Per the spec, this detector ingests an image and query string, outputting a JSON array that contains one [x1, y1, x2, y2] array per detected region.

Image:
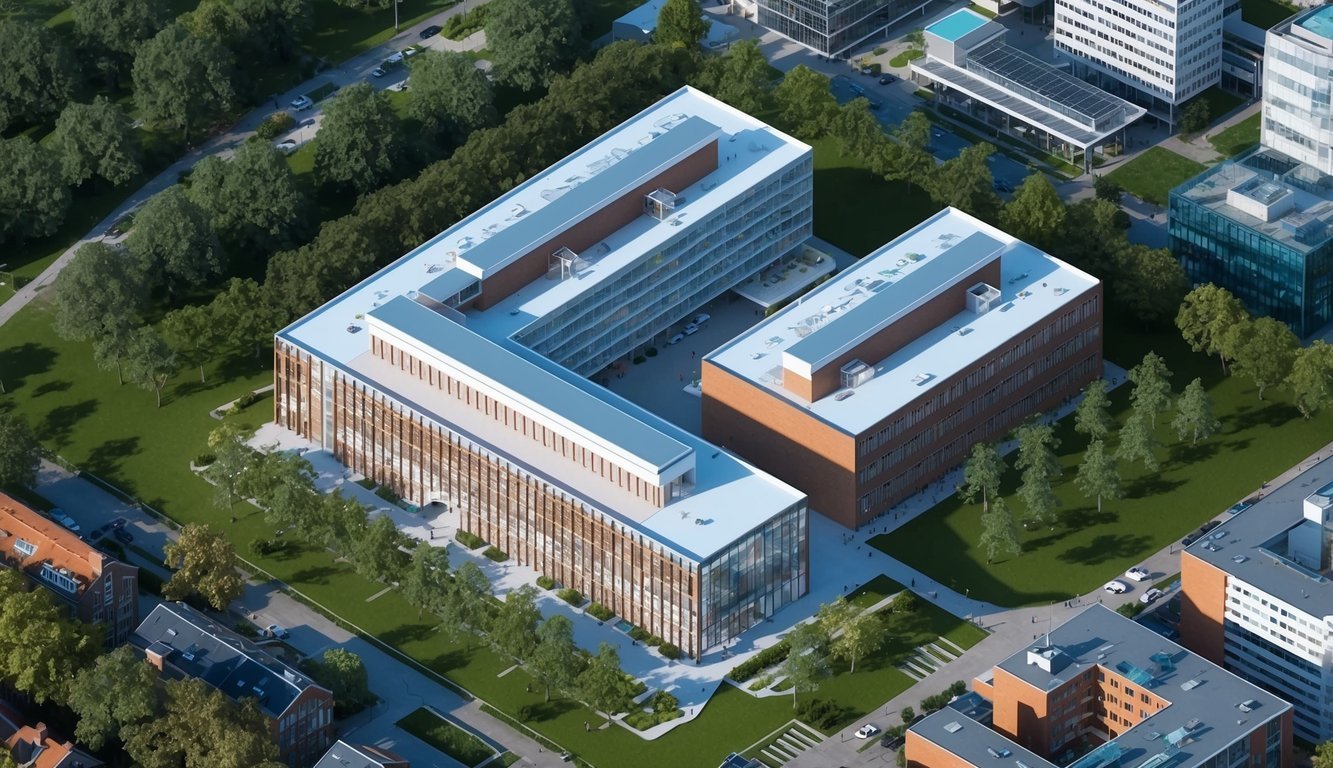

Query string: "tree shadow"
[[31, 380, 72, 397], [85, 436, 140, 477], [528, 699, 579, 722], [289, 565, 340, 585], [422, 647, 469, 674], [0, 342, 57, 392], [38, 399, 99, 451], [1125, 475, 1185, 498], [1168, 440, 1221, 465], [1057, 533, 1153, 566], [1226, 401, 1297, 431], [378, 621, 437, 646], [172, 377, 226, 400], [1062, 506, 1118, 529]]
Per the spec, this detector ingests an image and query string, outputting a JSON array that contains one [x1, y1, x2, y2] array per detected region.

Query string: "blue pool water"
[[926, 10, 990, 43], [1297, 5, 1333, 41]]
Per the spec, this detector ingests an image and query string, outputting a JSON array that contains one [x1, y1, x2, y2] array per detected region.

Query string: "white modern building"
[[1053, 0, 1225, 125], [1261, 5, 1333, 175], [1180, 456, 1333, 742], [611, 0, 740, 49]]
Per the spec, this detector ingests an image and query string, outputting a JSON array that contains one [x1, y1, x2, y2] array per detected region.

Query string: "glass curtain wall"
[[698, 502, 808, 650]]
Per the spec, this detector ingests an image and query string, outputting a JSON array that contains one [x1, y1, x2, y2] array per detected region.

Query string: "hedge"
[[729, 640, 790, 682], [586, 602, 613, 621], [483, 546, 509, 562], [455, 530, 486, 549], [536, 575, 556, 590], [556, 588, 583, 606], [658, 643, 681, 660]]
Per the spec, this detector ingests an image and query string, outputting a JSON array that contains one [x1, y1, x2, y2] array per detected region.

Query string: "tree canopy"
[[1176, 284, 1249, 373], [52, 241, 145, 344], [50, 97, 142, 187], [928, 142, 1000, 221], [188, 140, 305, 255], [132, 23, 236, 142], [1172, 377, 1219, 444], [1230, 317, 1299, 400], [999, 174, 1065, 253], [163, 524, 245, 610], [487, 0, 581, 91], [578, 642, 634, 722], [0, 20, 78, 132], [0, 413, 42, 490], [407, 51, 498, 146], [1289, 341, 1333, 420], [655, 0, 708, 49], [1074, 439, 1121, 513], [979, 496, 1021, 563], [0, 569, 101, 705], [1074, 379, 1114, 441], [67, 645, 162, 750], [0, 136, 71, 246], [773, 66, 838, 141], [959, 442, 1003, 513], [530, 614, 579, 702], [693, 39, 773, 115], [123, 678, 283, 768], [127, 185, 223, 295], [314, 83, 404, 196]]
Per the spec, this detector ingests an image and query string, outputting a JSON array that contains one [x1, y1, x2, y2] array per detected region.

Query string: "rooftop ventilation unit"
[[548, 247, 588, 281], [644, 188, 678, 221], [967, 282, 1001, 315], [1238, 699, 1258, 713], [1180, 679, 1201, 691], [840, 359, 873, 389], [944, 721, 964, 734], [988, 748, 1013, 759]]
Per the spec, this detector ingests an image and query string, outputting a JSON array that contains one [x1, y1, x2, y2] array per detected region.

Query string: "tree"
[[1000, 174, 1066, 252], [492, 585, 542, 661], [773, 66, 839, 141], [655, 0, 708, 48], [487, 0, 580, 91], [888, 111, 935, 194], [819, 599, 884, 674], [1074, 379, 1114, 442], [353, 514, 409, 583], [407, 51, 498, 145], [928, 142, 1001, 221], [123, 328, 177, 407], [233, 0, 311, 64], [578, 642, 633, 723], [66, 645, 162, 750], [1056, 197, 1125, 278], [1074, 439, 1121, 513], [132, 23, 235, 142], [1115, 411, 1161, 472], [0, 413, 41, 490], [1014, 421, 1061, 528], [187, 140, 305, 254], [0, 569, 101, 705], [694, 39, 773, 114], [52, 242, 145, 357], [1312, 740, 1333, 768], [401, 541, 450, 618], [1176, 284, 1249, 373], [162, 304, 224, 383], [127, 185, 223, 296], [1178, 98, 1210, 134], [123, 678, 284, 768], [780, 620, 830, 708], [1112, 243, 1188, 327], [209, 278, 287, 356], [530, 615, 579, 702], [94, 323, 136, 386], [0, 136, 71, 246], [832, 98, 896, 175], [1128, 351, 1173, 428], [441, 561, 492, 644], [163, 524, 245, 610], [958, 442, 1004, 513], [314, 83, 404, 196], [1231, 317, 1299, 400], [308, 648, 371, 714], [1172, 377, 1220, 444], [205, 423, 258, 509], [0, 20, 78, 132], [72, 0, 166, 73], [1092, 175, 1122, 204], [1289, 341, 1333, 419], [50, 97, 141, 188], [978, 496, 1021, 563]]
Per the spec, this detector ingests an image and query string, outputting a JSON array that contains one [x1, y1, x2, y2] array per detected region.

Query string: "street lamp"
[[394, 0, 402, 32]]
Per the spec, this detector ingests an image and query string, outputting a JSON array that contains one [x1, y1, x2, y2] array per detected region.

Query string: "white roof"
[[707, 208, 1101, 435]]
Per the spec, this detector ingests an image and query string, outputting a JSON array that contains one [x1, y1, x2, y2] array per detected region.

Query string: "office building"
[[907, 605, 1291, 768], [0, 491, 139, 647], [612, 0, 740, 49], [703, 207, 1102, 530], [1179, 456, 1333, 743], [274, 87, 812, 658], [912, 10, 1145, 172], [1261, 6, 1333, 175], [757, 0, 931, 57], [1168, 147, 1333, 336], [135, 603, 336, 766], [1053, 0, 1225, 125]]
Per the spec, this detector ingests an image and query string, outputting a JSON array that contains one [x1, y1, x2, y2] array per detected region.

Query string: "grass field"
[[1241, 0, 1298, 28], [1194, 86, 1246, 124], [1105, 147, 1206, 206], [1209, 113, 1261, 157], [871, 316, 1333, 608], [397, 708, 495, 767], [809, 137, 941, 256], [847, 574, 906, 610]]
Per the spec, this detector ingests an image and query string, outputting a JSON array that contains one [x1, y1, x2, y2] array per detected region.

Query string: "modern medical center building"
[[274, 87, 1103, 656]]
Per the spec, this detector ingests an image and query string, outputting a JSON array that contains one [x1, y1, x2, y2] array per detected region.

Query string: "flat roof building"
[[1262, 6, 1333, 176], [0, 491, 139, 647], [757, 0, 934, 57], [912, 10, 1145, 173], [703, 207, 1102, 530], [313, 741, 408, 768], [275, 87, 813, 657], [907, 605, 1291, 768], [1179, 455, 1333, 742], [612, 0, 740, 49]]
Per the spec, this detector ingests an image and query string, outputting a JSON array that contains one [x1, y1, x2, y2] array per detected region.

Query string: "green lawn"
[[1105, 147, 1205, 206], [397, 708, 495, 767], [847, 574, 906, 610], [1209, 113, 1261, 157], [304, 0, 460, 62], [872, 318, 1333, 608], [810, 137, 941, 256], [1194, 86, 1246, 123], [1241, 0, 1298, 28]]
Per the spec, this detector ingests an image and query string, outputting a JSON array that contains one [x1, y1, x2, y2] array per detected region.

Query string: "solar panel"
[[965, 41, 1126, 127]]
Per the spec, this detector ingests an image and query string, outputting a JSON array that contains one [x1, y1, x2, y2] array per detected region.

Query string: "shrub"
[[873, 46, 887, 55], [374, 484, 401, 504], [900, 706, 916, 725], [658, 643, 681, 660], [587, 602, 613, 621], [624, 710, 655, 730], [234, 390, 260, 409], [194, 453, 216, 467], [655, 710, 679, 724], [645, 347, 657, 357], [889, 591, 918, 614], [516, 704, 535, 722], [1117, 601, 1145, 618], [628, 627, 649, 642], [795, 698, 841, 730], [729, 640, 790, 682], [234, 621, 259, 638], [483, 546, 509, 562], [651, 690, 678, 714], [645, 634, 664, 647], [948, 680, 967, 698], [256, 111, 295, 141], [455, 530, 486, 549], [633, 355, 646, 364], [249, 537, 284, 556], [556, 587, 583, 606], [536, 575, 556, 590], [920, 689, 956, 714]]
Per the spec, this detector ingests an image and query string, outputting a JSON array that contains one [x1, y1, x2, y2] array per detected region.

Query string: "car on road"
[[403, 47, 420, 58], [109, 516, 127, 529], [879, 73, 897, 84], [265, 624, 290, 639], [420, 24, 441, 39], [113, 527, 134, 544], [666, 332, 684, 346], [1125, 566, 1151, 582], [273, 139, 298, 155], [683, 323, 700, 336], [371, 67, 386, 78], [289, 95, 313, 111], [388, 80, 410, 92], [855, 724, 881, 739], [1103, 579, 1129, 594], [692, 313, 711, 326], [104, 212, 136, 238], [859, 66, 873, 75], [50, 510, 80, 532], [385, 51, 404, 65], [1140, 588, 1165, 605]]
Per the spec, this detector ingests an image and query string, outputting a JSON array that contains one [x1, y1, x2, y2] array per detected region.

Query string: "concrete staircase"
[[897, 637, 966, 680]]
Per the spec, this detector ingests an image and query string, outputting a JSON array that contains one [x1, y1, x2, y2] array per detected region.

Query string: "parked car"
[[1182, 533, 1199, 547], [402, 47, 420, 58], [109, 516, 127, 529], [273, 139, 298, 155], [1125, 566, 1151, 582], [1140, 588, 1165, 605], [289, 95, 313, 111], [666, 333, 685, 346], [879, 73, 897, 84], [1201, 520, 1221, 533], [855, 724, 881, 739], [419, 24, 442, 39], [683, 323, 700, 336], [265, 624, 290, 639], [385, 51, 404, 65], [371, 67, 386, 78], [50, 510, 80, 532], [859, 65, 873, 75], [113, 527, 134, 544], [1103, 579, 1129, 594], [692, 313, 711, 326]]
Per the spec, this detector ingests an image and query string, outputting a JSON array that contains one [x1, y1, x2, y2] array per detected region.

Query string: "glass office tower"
[[758, 0, 916, 56]]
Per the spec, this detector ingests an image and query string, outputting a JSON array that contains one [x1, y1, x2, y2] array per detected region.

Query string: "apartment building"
[[703, 207, 1102, 530], [135, 602, 335, 767], [0, 703, 103, 768], [274, 87, 812, 658], [1179, 456, 1333, 742], [907, 606, 1291, 768], [1053, 0, 1225, 125], [0, 491, 139, 647], [313, 740, 409, 768], [1261, 6, 1333, 175]]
